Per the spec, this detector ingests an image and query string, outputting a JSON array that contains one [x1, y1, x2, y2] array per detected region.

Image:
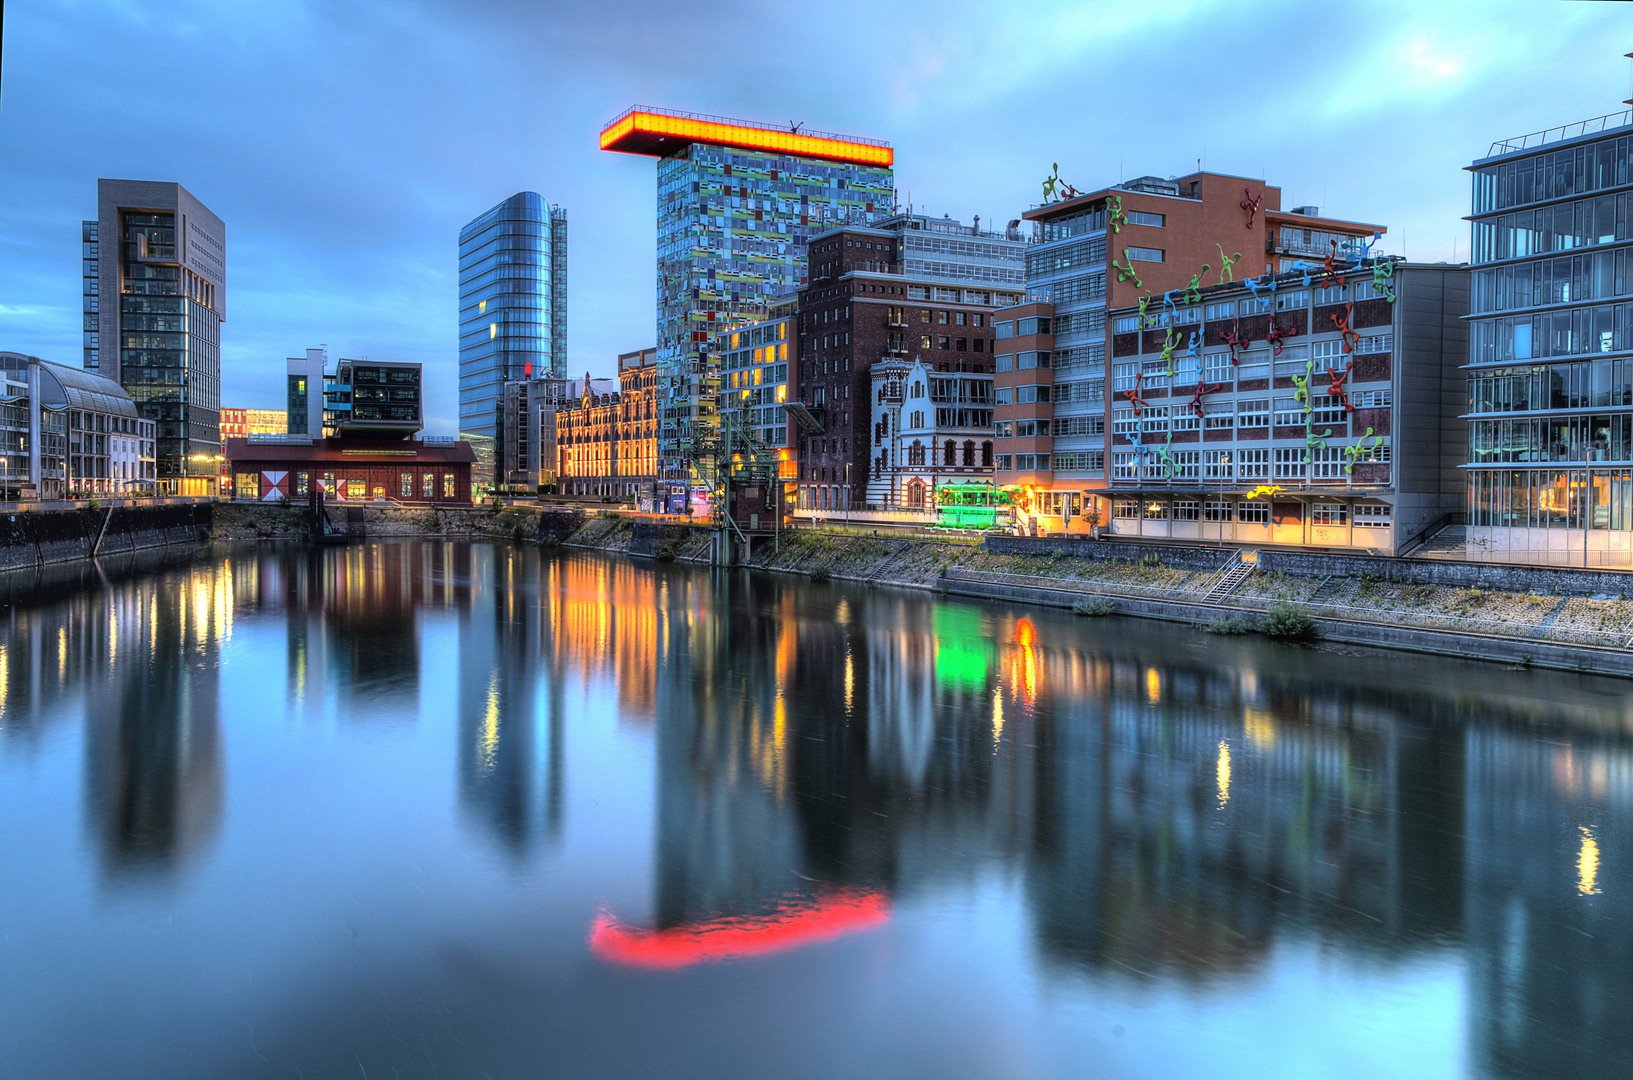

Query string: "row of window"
[[1471, 248, 1629, 314], [1110, 498, 1392, 525], [1472, 195, 1630, 263], [236, 471, 459, 500], [1473, 138, 1633, 214], [1470, 301, 1633, 363], [1112, 279, 1387, 332], [1468, 467, 1633, 529], [1109, 444, 1390, 480], [1468, 358, 1633, 413], [1469, 414, 1633, 463], [1110, 339, 1393, 389]]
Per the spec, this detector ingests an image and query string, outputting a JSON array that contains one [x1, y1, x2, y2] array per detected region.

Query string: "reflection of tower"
[[84, 561, 225, 878], [1464, 729, 1633, 1079], [457, 545, 564, 854]]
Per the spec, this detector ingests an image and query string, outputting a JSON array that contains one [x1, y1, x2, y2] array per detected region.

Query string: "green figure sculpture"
[[1160, 327, 1180, 378], [1137, 294, 1154, 329], [1185, 265, 1210, 304], [1108, 195, 1128, 233], [1216, 245, 1242, 283], [1372, 258, 1396, 302], [1343, 429, 1384, 474], [1113, 249, 1143, 288]]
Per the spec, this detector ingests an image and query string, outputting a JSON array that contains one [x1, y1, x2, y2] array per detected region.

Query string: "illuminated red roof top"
[[600, 107, 892, 168]]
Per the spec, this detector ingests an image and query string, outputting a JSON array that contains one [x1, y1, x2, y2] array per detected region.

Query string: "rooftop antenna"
[[790, 121, 803, 134]]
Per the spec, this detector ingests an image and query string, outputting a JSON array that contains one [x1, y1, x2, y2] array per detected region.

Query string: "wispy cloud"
[[0, 0, 1628, 430]]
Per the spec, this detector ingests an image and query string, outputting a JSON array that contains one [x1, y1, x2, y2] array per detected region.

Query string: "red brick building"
[[224, 437, 475, 503]]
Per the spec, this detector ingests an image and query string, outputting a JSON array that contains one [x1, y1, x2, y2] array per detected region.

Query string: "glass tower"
[[458, 192, 567, 440], [601, 109, 893, 484], [1465, 114, 1633, 563], [84, 179, 225, 495]]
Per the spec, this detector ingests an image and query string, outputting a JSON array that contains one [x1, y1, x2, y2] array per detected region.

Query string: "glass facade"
[[1466, 125, 1633, 560], [458, 192, 566, 439], [653, 144, 892, 479], [89, 193, 223, 490]]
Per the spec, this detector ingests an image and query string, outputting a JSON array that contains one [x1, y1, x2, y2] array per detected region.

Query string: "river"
[[0, 541, 1628, 1079]]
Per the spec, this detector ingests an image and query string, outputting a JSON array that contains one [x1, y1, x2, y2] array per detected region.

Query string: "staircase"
[[1201, 551, 1256, 603], [1308, 575, 1346, 604]]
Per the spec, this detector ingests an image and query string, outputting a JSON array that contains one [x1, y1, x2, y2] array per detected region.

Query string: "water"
[[0, 541, 1630, 1079]]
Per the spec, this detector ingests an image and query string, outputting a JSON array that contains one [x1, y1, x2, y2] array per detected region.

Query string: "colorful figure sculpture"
[[1324, 358, 1356, 412], [1343, 429, 1384, 474], [1216, 245, 1243, 283], [1221, 319, 1247, 365], [1137, 294, 1155, 329], [1157, 430, 1178, 479], [1185, 265, 1210, 304], [1159, 327, 1180, 378], [1107, 195, 1128, 233], [1041, 165, 1058, 204], [1245, 274, 1270, 308], [1240, 188, 1264, 229], [1372, 257, 1396, 302], [1113, 248, 1143, 288], [1185, 331, 1202, 383], [1292, 368, 1312, 410], [1163, 288, 1181, 326], [1331, 300, 1359, 353], [1349, 231, 1381, 265], [1122, 371, 1150, 414], [1265, 314, 1297, 356], [1188, 379, 1221, 419], [1302, 425, 1334, 464], [1319, 239, 1345, 292]]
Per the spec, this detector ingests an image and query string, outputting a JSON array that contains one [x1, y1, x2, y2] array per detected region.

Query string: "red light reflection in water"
[[590, 890, 890, 968]]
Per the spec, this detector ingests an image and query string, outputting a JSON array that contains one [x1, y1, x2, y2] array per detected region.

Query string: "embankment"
[[0, 503, 211, 570]]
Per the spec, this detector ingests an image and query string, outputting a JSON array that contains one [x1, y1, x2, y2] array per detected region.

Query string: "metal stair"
[[1202, 552, 1256, 603]]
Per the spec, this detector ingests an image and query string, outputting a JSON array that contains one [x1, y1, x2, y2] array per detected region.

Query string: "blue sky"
[[0, 0, 1628, 434]]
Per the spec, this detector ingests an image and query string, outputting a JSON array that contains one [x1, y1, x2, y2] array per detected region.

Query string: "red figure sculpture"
[[1240, 188, 1263, 229], [1331, 300, 1359, 353], [1319, 239, 1345, 292], [1221, 319, 1247, 365], [1121, 372, 1150, 415], [1324, 358, 1356, 412], [1188, 380, 1221, 419], [1265, 315, 1298, 356]]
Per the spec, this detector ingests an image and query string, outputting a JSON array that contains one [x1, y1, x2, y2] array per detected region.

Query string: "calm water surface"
[[1, 541, 1630, 1079]]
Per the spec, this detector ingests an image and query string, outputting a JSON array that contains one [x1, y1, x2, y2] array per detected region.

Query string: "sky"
[[0, 0, 1629, 435]]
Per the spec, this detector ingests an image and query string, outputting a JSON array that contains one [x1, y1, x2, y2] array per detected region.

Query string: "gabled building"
[[865, 356, 995, 510]]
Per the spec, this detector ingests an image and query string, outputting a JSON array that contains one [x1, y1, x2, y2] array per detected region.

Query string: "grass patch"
[[1073, 596, 1114, 616], [1201, 615, 1250, 635], [808, 565, 832, 582]]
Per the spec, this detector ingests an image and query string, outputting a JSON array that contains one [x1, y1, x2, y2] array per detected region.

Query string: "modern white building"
[[0, 352, 157, 498]]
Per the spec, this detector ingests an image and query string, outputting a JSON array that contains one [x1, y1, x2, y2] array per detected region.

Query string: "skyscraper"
[[84, 179, 225, 494], [600, 108, 894, 490], [458, 192, 567, 441]]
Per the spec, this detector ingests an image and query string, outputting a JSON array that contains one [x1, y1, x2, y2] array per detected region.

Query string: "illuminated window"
[[443, 473, 455, 498], [400, 472, 413, 498], [346, 479, 366, 499], [422, 473, 435, 499]]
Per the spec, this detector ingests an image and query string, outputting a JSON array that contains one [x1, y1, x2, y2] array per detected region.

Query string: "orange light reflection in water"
[[590, 891, 890, 969]]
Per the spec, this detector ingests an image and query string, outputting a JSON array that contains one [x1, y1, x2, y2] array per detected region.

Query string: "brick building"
[[546, 349, 662, 501], [225, 438, 475, 503], [220, 408, 286, 439], [795, 214, 1023, 512], [997, 172, 1383, 534]]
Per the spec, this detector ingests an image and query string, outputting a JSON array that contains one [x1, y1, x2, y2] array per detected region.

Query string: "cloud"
[[0, 0, 1629, 428]]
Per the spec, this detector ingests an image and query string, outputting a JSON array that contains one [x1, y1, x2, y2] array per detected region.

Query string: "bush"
[[1073, 596, 1114, 616], [809, 565, 832, 582], [1261, 600, 1319, 641], [653, 544, 675, 562], [1202, 615, 1250, 635]]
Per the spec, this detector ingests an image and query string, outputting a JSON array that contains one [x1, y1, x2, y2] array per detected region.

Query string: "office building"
[[84, 179, 225, 494], [997, 172, 1384, 533], [220, 408, 286, 440], [497, 372, 615, 490], [712, 306, 797, 514], [1465, 110, 1633, 563], [1090, 259, 1467, 552], [285, 349, 421, 439], [0, 351, 157, 498], [286, 348, 325, 436], [793, 213, 1024, 513], [600, 108, 894, 493], [458, 192, 568, 439]]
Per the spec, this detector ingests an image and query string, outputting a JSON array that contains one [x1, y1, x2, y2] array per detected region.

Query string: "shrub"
[[1261, 600, 1319, 641], [1073, 596, 1114, 616], [809, 565, 832, 582], [653, 544, 676, 562], [1202, 615, 1250, 635]]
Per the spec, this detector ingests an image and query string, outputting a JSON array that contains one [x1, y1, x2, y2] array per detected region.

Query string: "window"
[[1171, 409, 1199, 432], [1018, 317, 1052, 336], [1274, 345, 1309, 378], [1273, 398, 1304, 427], [1052, 415, 1104, 437], [1113, 453, 1137, 480], [1238, 400, 1269, 427], [1354, 503, 1392, 526], [1311, 503, 1348, 525], [1127, 211, 1165, 228], [1172, 500, 1200, 521], [1203, 351, 1233, 383], [995, 387, 1012, 405], [400, 472, 413, 498], [1237, 448, 1270, 478], [1112, 408, 1139, 436], [1017, 351, 1051, 369], [938, 311, 949, 324], [346, 479, 367, 499], [1142, 500, 1168, 520], [1274, 447, 1307, 479], [1311, 394, 1347, 425], [1113, 362, 1140, 392], [443, 473, 455, 498], [1357, 333, 1393, 354], [995, 354, 1013, 372], [235, 473, 258, 499], [1126, 246, 1165, 262], [955, 312, 967, 326], [422, 473, 435, 499], [323, 472, 336, 492], [1204, 450, 1233, 479], [938, 336, 950, 350], [995, 321, 1014, 339], [1204, 499, 1232, 522], [1203, 405, 1233, 430], [1237, 501, 1270, 523], [1275, 290, 1309, 311], [1052, 450, 1104, 471], [1113, 499, 1140, 519], [1113, 315, 1141, 333], [995, 454, 1013, 469]]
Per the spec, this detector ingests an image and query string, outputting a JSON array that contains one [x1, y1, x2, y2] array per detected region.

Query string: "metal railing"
[[1487, 110, 1633, 157]]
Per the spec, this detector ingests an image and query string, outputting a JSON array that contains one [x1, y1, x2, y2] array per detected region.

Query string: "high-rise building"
[[1465, 108, 1633, 564], [599, 108, 894, 492], [458, 192, 567, 440], [998, 172, 1383, 535], [84, 179, 225, 494], [287, 348, 326, 436]]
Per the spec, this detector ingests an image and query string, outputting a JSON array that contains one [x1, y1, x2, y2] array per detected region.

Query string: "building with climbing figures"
[[599, 108, 894, 505], [1465, 107, 1633, 564], [996, 170, 1386, 535]]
